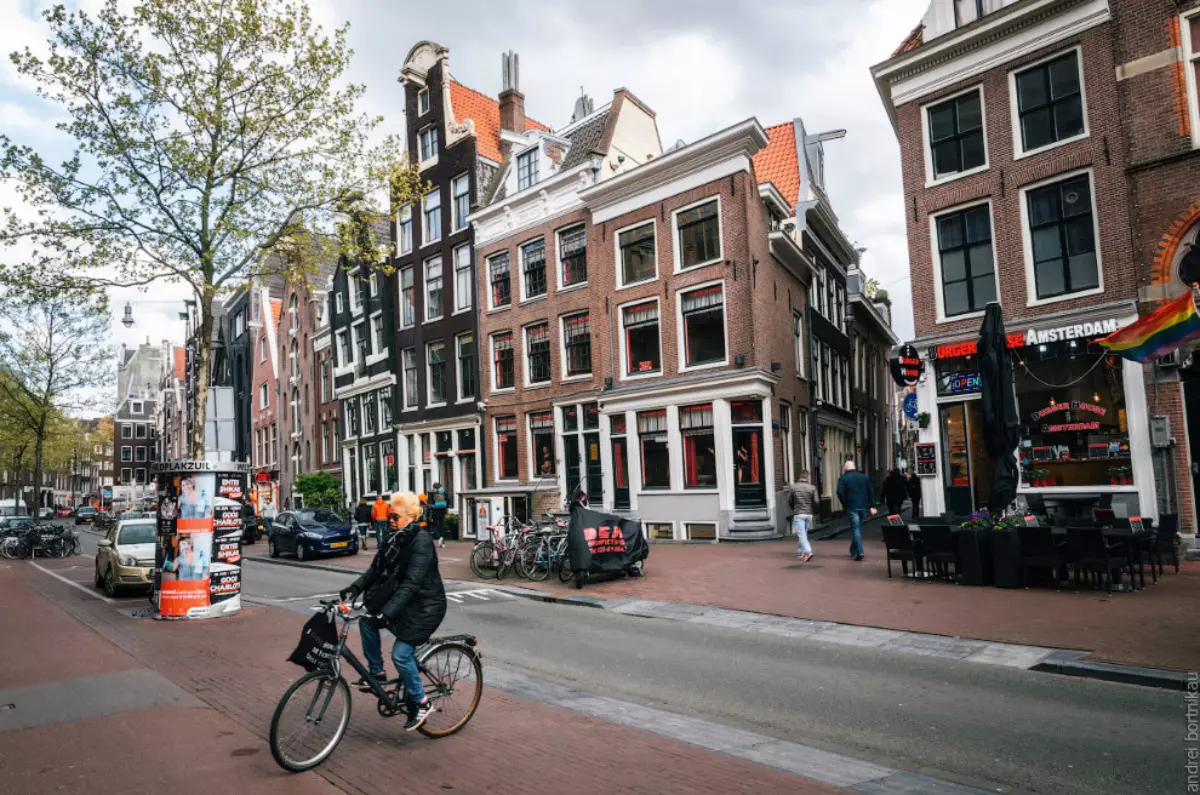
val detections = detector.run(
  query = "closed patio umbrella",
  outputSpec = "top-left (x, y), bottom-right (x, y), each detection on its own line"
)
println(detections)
top-left (978, 303), bottom-right (1020, 513)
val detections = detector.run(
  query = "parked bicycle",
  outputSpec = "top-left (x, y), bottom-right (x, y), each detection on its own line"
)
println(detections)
top-left (269, 599), bottom-right (483, 773)
top-left (0, 524), bottom-right (78, 559)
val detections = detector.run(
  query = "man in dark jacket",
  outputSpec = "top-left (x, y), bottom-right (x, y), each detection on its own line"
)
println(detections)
top-left (353, 496), bottom-right (373, 550)
top-left (340, 493), bottom-right (447, 730)
top-left (906, 471), bottom-right (923, 519)
top-left (836, 460), bottom-right (877, 561)
top-left (882, 469), bottom-right (908, 516)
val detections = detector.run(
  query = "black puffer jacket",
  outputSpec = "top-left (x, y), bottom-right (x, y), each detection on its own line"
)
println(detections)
top-left (352, 523), bottom-right (446, 646)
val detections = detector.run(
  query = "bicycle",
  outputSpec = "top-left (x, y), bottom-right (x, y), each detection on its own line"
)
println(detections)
top-left (269, 599), bottom-right (483, 773)
top-left (469, 516), bottom-right (530, 580)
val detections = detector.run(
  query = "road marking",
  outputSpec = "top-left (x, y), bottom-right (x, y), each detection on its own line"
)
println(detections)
top-left (30, 562), bottom-right (114, 604)
top-left (445, 588), bottom-right (514, 604)
top-left (272, 592), bottom-right (341, 603)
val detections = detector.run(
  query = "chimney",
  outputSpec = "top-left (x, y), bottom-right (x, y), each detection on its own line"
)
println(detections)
top-left (498, 51), bottom-right (525, 136)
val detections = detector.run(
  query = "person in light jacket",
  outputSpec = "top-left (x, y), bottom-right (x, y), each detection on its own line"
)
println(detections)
top-left (788, 471), bottom-right (819, 562)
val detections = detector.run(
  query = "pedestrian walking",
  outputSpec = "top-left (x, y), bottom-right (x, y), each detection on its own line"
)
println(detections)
top-left (906, 471), bottom-right (923, 519)
top-left (836, 460), bottom-right (878, 561)
top-left (788, 471), bottom-right (819, 562)
top-left (372, 494), bottom-right (390, 548)
top-left (261, 499), bottom-right (277, 537)
top-left (354, 496), bottom-right (372, 549)
top-left (429, 482), bottom-right (448, 549)
top-left (883, 468), bottom-right (908, 516)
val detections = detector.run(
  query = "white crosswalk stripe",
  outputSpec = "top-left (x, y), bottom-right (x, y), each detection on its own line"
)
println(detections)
top-left (445, 588), bottom-right (515, 604)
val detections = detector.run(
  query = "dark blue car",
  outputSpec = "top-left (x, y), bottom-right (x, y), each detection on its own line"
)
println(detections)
top-left (268, 508), bottom-right (358, 561)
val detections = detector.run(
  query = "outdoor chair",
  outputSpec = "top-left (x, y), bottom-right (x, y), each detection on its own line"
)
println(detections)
top-left (881, 525), bottom-right (923, 579)
top-left (1153, 514), bottom-right (1180, 575)
top-left (1092, 507), bottom-right (1115, 527)
top-left (1017, 525), bottom-right (1067, 589)
top-left (1063, 527), bottom-right (1131, 595)
top-left (917, 524), bottom-right (957, 581)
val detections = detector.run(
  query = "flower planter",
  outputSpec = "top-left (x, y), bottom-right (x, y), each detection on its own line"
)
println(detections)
top-left (1120, 476), bottom-right (1130, 486)
top-left (1109, 477), bottom-right (1119, 486)
top-left (956, 528), bottom-right (994, 586)
top-left (991, 530), bottom-right (1023, 589)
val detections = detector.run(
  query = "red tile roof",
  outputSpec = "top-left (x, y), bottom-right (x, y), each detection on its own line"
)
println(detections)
top-left (753, 122), bottom-right (800, 207)
top-left (892, 23), bottom-right (925, 57)
top-left (172, 347), bottom-right (185, 382)
top-left (449, 80), bottom-right (549, 163)
top-left (269, 299), bottom-right (282, 332)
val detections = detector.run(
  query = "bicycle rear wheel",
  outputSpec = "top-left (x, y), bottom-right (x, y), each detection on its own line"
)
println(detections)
top-left (269, 670), bottom-right (352, 772)
top-left (524, 539), bottom-right (550, 582)
top-left (469, 542), bottom-right (500, 579)
top-left (417, 643), bottom-right (482, 738)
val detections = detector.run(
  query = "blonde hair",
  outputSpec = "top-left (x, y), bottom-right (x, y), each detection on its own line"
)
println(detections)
top-left (389, 491), bottom-right (423, 524)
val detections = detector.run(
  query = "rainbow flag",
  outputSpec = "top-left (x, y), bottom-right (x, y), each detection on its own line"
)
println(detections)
top-left (1098, 291), bottom-right (1200, 362)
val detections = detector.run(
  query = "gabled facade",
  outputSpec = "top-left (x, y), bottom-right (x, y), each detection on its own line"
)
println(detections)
top-left (250, 291), bottom-right (282, 511)
top-left (311, 274), bottom-right (342, 482)
top-left (114, 396), bottom-right (157, 509)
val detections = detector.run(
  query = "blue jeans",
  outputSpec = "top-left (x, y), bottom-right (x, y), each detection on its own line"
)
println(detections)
top-left (372, 520), bottom-right (387, 545)
top-left (847, 510), bottom-right (865, 558)
top-left (263, 517), bottom-right (273, 535)
top-left (793, 514), bottom-right (812, 555)
top-left (359, 617), bottom-right (425, 702)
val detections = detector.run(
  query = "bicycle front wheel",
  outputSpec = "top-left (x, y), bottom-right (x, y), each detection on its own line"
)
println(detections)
top-left (418, 643), bottom-right (482, 738)
top-left (469, 542), bottom-right (500, 580)
top-left (269, 670), bottom-right (352, 773)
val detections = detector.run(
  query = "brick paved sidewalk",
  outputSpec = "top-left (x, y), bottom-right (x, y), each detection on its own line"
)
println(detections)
top-left (249, 532), bottom-right (1200, 672)
top-left (12, 558), bottom-right (847, 795)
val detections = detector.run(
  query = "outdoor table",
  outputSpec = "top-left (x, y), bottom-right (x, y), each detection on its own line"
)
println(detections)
top-left (901, 525), bottom-right (937, 579)
top-left (1051, 527), bottom-right (1153, 591)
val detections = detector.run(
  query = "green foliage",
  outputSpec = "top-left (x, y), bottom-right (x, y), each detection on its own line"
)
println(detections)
top-left (293, 471), bottom-right (343, 513)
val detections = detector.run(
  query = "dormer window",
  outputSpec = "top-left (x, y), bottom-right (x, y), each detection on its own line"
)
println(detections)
top-left (517, 149), bottom-right (538, 191)
top-left (418, 87), bottom-right (431, 116)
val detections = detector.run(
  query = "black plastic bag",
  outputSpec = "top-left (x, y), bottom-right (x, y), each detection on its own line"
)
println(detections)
top-left (287, 612), bottom-right (340, 671)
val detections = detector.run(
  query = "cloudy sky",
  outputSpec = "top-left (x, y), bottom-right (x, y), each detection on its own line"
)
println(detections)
top-left (1, 0), bottom-right (928, 365)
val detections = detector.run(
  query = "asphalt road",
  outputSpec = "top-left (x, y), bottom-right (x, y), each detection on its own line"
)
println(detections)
top-left (69, 528), bottom-right (1183, 795)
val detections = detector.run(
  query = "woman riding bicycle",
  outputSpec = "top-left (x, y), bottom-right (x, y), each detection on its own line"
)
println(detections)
top-left (339, 491), bottom-right (447, 730)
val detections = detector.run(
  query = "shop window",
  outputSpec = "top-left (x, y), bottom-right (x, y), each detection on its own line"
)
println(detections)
top-left (680, 404), bottom-right (717, 488)
top-left (563, 405), bottom-right (579, 432)
top-left (1026, 173), bottom-right (1098, 300)
top-left (458, 429), bottom-right (477, 492)
top-left (563, 313), bottom-right (592, 376)
top-left (685, 522), bottom-right (717, 541)
top-left (647, 522), bottom-right (675, 540)
top-left (611, 415), bottom-right (630, 510)
top-left (1014, 50), bottom-right (1085, 154)
top-left (936, 204), bottom-right (995, 317)
top-left (489, 252), bottom-right (511, 308)
top-left (681, 284), bottom-right (726, 367)
top-left (399, 266), bottom-right (415, 327)
top-left (530, 412), bottom-right (556, 477)
top-left (559, 225), bottom-right (587, 287)
top-left (675, 199), bottom-right (721, 269)
top-left (638, 410), bottom-right (670, 489)
top-left (623, 301), bottom-right (661, 375)
top-left (521, 239), bottom-right (547, 300)
top-left (493, 332), bottom-right (514, 390)
top-left (525, 323), bottom-right (551, 384)
top-left (618, 222), bottom-right (656, 286)
top-left (496, 417), bottom-right (518, 480)
top-left (927, 89), bottom-right (985, 180)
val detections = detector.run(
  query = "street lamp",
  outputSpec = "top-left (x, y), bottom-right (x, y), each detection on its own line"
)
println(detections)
top-left (121, 302), bottom-right (134, 328)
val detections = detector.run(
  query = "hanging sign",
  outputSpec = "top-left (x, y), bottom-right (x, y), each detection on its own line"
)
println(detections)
top-left (890, 344), bottom-right (924, 387)
top-left (903, 391), bottom-right (918, 420)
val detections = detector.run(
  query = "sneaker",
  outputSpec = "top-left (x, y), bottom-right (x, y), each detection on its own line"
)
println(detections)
top-left (405, 699), bottom-right (433, 731)
top-left (854, 555), bottom-right (865, 562)
top-left (352, 672), bottom-right (387, 691)
top-left (438, 538), bottom-right (445, 549)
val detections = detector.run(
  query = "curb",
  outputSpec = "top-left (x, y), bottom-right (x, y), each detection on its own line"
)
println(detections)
top-left (243, 555), bottom-right (361, 576)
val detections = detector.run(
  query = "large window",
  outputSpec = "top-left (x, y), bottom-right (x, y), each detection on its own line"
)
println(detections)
top-left (618, 222), bottom-right (656, 286)
top-left (793, 311), bottom-right (806, 378)
top-left (419, 125), bottom-right (439, 162)
top-left (371, 314), bottom-right (384, 356)
top-left (425, 256), bottom-right (443, 321)
top-left (363, 444), bottom-right (379, 495)
top-left (517, 149), bottom-right (538, 190)
top-left (1186, 11), bottom-right (1200, 148)
top-left (521, 238), bottom-right (547, 300)
top-left (1026, 173), bottom-right (1098, 300)
top-left (454, 245), bottom-right (472, 312)
top-left (680, 404), bottom-right (717, 488)
top-left (423, 189), bottom-right (441, 244)
top-left (362, 392), bottom-right (376, 435)
top-left (399, 266), bottom-right (415, 327)
top-left (927, 89), bottom-right (985, 179)
top-left (1014, 50), bottom-right (1085, 153)
top-left (935, 204), bottom-right (996, 317)
top-left (676, 199), bottom-right (721, 269)
top-left (680, 284), bottom-right (726, 367)
top-left (380, 387), bottom-right (392, 428)
top-left (496, 416), bottom-right (518, 479)
top-left (559, 225), bottom-right (587, 287)
top-left (489, 252), bottom-right (511, 308)
top-left (320, 361), bottom-right (329, 402)
top-left (637, 410), bottom-right (670, 489)
top-left (398, 206), bottom-right (413, 255)
top-left (529, 412), bottom-right (556, 477)
top-left (493, 332), bottom-right (514, 390)
top-left (418, 87), bottom-right (430, 116)
top-left (623, 301), bottom-right (661, 376)
top-left (452, 174), bottom-right (470, 232)
top-left (525, 323), bottom-right (551, 384)
top-left (427, 342), bottom-right (446, 404)
top-left (457, 333), bottom-right (475, 400)
top-left (563, 313), bottom-right (592, 377)
top-left (402, 348), bottom-right (418, 408)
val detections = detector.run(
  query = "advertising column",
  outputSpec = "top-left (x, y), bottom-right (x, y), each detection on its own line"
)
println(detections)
top-left (152, 461), bottom-right (251, 620)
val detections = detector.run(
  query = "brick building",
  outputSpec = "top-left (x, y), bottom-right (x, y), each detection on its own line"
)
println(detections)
top-left (114, 397), bottom-right (157, 510)
top-left (310, 273), bottom-right (342, 485)
top-left (871, 0), bottom-right (1193, 529)
top-left (250, 291), bottom-right (282, 512)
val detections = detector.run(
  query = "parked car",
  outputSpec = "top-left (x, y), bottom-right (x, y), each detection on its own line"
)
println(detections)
top-left (0, 515), bottom-right (33, 531)
top-left (74, 506), bottom-right (98, 525)
top-left (94, 519), bottom-right (156, 596)
top-left (57, 507), bottom-right (74, 518)
top-left (267, 508), bottom-right (358, 561)
top-left (37, 507), bottom-right (56, 521)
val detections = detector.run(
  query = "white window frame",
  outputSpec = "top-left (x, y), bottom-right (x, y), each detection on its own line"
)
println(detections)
top-left (417, 87), bottom-right (430, 116)
top-left (1008, 45), bottom-right (1090, 160)
top-left (260, 382), bottom-right (269, 409)
top-left (424, 255), bottom-right (444, 322)
top-left (522, 321), bottom-right (552, 388)
top-left (452, 173), bottom-right (470, 232)
top-left (614, 219), bottom-right (658, 290)
top-left (367, 310), bottom-right (387, 365)
top-left (289, 339), bottom-right (299, 379)
top-left (675, 278), bottom-right (729, 373)
top-left (793, 310), bottom-right (807, 379)
top-left (350, 323), bottom-right (363, 367)
top-left (455, 332), bottom-right (475, 403)
top-left (453, 244), bottom-right (473, 314)
top-left (921, 84), bottom-right (989, 188)
top-left (321, 360), bottom-right (330, 403)
top-left (1019, 166), bottom-right (1104, 308)
top-left (671, 195), bottom-right (724, 273)
top-left (379, 387), bottom-right (392, 430)
top-left (617, 296), bottom-right (663, 382)
top-left (401, 348), bottom-right (418, 410)
top-left (486, 251), bottom-right (512, 311)
top-left (928, 197), bottom-right (998, 324)
top-left (422, 189), bottom-right (442, 247)
top-left (334, 329), bottom-right (351, 372)
top-left (334, 292), bottom-right (344, 316)
top-left (135, 468), bottom-right (146, 484)
top-left (121, 447), bottom-right (132, 462)
top-left (493, 417), bottom-right (518, 482)
top-left (555, 223), bottom-right (588, 291)
top-left (1184, 9), bottom-right (1200, 149)
top-left (122, 424), bottom-right (132, 439)
top-left (526, 412), bottom-right (556, 481)
top-left (426, 341), bottom-right (447, 407)
top-left (516, 147), bottom-right (539, 191)
top-left (418, 125), bottom-right (439, 167)
top-left (131, 400), bottom-right (143, 414)
top-left (397, 205), bottom-right (413, 256)
top-left (121, 467), bottom-right (132, 485)
top-left (518, 237), bottom-right (548, 303)
top-left (347, 268), bottom-right (363, 315)
top-left (288, 294), bottom-right (299, 330)
top-left (490, 331), bottom-right (515, 393)
top-left (559, 311), bottom-right (592, 382)
top-left (398, 265), bottom-right (415, 329)
top-left (368, 271), bottom-right (379, 298)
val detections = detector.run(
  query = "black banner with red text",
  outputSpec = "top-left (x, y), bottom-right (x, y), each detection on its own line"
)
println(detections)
top-left (566, 506), bottom-right (649, 574)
